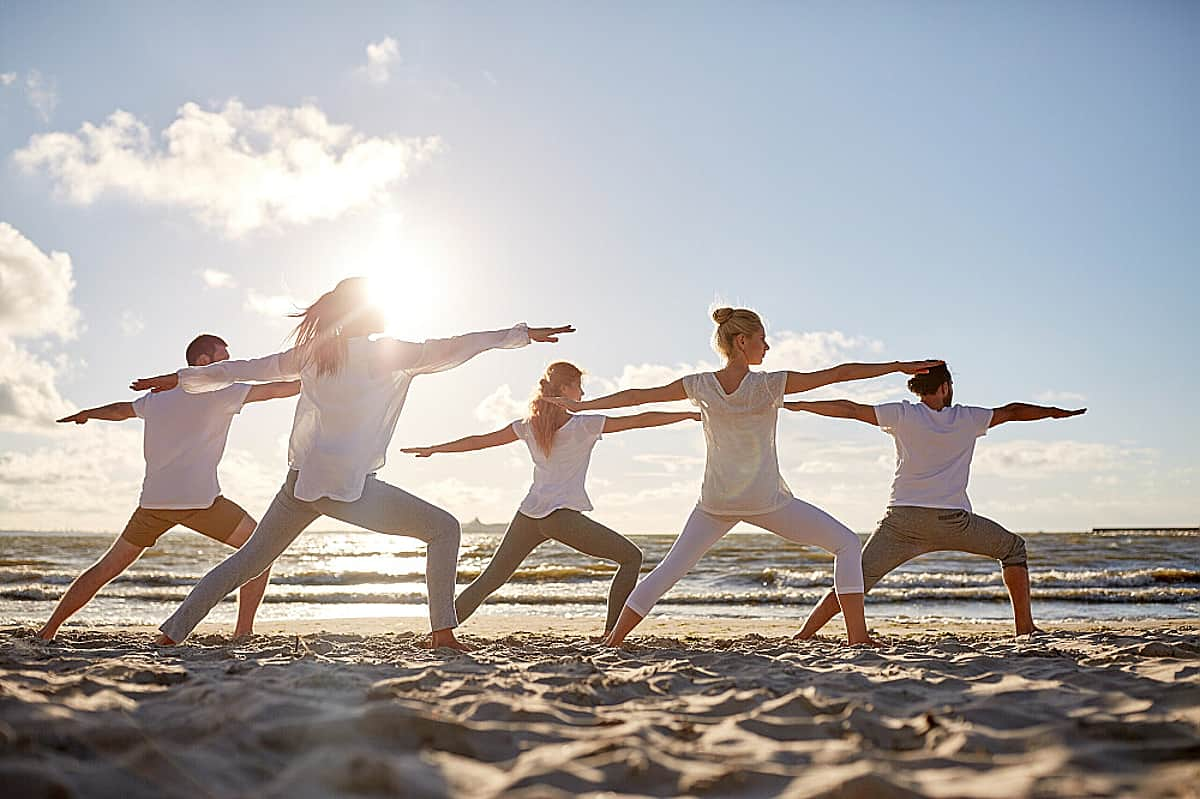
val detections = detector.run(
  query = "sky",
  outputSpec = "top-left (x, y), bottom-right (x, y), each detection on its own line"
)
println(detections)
top-left (1, 2), bottom-right (1196, 534)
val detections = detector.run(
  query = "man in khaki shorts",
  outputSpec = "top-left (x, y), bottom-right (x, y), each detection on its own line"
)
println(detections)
top-left (38, 334), bottom-right (299, 640)
top-left (785, 364), bottom-right (1086, 637)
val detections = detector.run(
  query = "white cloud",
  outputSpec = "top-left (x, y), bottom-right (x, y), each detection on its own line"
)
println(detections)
top-left (201, 268), bottom-right (236, 289)
top-left (357, 37), bottom-right (401, 85)
top-left (473, 384), bottom-right (528, 428)
top-left (0, 222), bottom-right (79, 340)
top-left (245, 289), bottom-right (301, 320)
top-left (0, 72), bottom-right (16, 86)
top-left (630, 453), bottom-right (704, 474)
top-left (972, 439), bottom-right (1156, 478)
top-left (1034, 390), bottom-right (1088, 406)
top-left (14, 99), bottom-right (440, 237)
top-left (119, 310), bottom-right (145, 336)
top-left (416, 477), bottom-right (505, 514)
top-left (0, 222), bottom-right (80, 431)
top-left (24, 69), bottom-right (58, 122)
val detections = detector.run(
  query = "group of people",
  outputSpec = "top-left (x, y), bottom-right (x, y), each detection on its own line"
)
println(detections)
top-left (40, 277), bottom-right (1086, 650)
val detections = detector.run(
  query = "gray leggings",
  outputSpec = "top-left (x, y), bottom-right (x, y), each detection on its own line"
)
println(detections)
top-left (160, 471), bottom-right (461, 642)
top-left (455, 509), bottom-right (642, 633)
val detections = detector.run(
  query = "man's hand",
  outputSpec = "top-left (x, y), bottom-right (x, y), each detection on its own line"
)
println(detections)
top-left (898, 359), bottom-right (944, 375)
top-left (130, 373), bottom-right (179, 393)
top-left (1050, 407), bottom-right (1087, 419)
top-left (57, 411), bottom-right (90, 425)
top-left (400, 447), bottom-right (438, 458)
top-left (528, 325), bottom-right (575, 343)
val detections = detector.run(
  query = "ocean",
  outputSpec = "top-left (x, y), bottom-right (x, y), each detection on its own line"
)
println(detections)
top-left (2, 528), bottom-right (1197, 630)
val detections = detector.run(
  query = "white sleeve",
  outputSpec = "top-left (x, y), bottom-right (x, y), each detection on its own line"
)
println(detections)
top-left (131, 393), bottom-right (150, 418)
top-left (405, 325), bottom-right (530, 376)
top-left (224, 384), bottom-right (254, 415)
top-left (767, 371), bottom-right (788, 409)
top-left (178, 349), bottom-right (302, 393)
top-left (874, 402), bottom-right (904, 432)
top-left (681, 373), bottom-right (703, 407)
top-left (970, 406), bottom-right (994, 437)
top-left (584, 414), bottom-right (607, 441)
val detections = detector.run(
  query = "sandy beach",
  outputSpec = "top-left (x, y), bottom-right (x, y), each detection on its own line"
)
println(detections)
top-left (1, 617), bottom-right (1197, 798)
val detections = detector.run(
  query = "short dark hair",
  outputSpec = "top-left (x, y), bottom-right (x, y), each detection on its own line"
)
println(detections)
top-left (185, 334), bottom-right (227, 366)
top-left (907, 363), bottom-right (952, 396)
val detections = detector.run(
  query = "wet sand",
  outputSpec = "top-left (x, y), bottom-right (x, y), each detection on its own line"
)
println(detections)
top-left (2, 617), bottom-right (1198, 798)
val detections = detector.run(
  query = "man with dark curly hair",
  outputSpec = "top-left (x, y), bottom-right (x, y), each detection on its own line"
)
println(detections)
top-left (785, 364), bottom-right (1085, 638)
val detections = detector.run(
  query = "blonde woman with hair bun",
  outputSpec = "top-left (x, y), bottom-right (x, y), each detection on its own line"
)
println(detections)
top-left (403, 362), bottom-right (700, 636)
top-left (549, 306), bottom-right (943, 647)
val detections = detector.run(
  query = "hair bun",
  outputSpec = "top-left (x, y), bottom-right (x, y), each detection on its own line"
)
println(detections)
top-left (712, 307), bottom-right (735, 325)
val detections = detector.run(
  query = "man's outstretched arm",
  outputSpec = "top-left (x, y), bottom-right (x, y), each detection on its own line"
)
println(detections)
top-left (990, 403), bottom-right (1086, 427)
top-left (244, 381), bottom-right (301, 404)
top-left (784, 399), bottom-right (879, 426)
top-left (57, 402), bottom-right (136, 425)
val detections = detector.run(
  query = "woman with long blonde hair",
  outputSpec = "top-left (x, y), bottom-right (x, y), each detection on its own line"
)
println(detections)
top-left (549, 307), bottom-right (942, 647)
top-left (402, 361), bottom-right (699, 636)
top-left (132, 277), bottom-right (573, 651)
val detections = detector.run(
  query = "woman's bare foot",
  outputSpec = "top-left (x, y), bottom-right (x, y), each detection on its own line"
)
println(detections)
top-left (846, 635), bottom-right (881, 648)
top-left (154, 633), bottom-right (177, 646)
top-left (36, 626), bottom-right (55, 641)
top-left (429, 628), bottom-right (471, 652)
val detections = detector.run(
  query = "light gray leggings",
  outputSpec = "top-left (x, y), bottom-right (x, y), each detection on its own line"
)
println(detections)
top-left (455, 509), bottom-right (643, 633)
top-left (160, 471), bottom-right (461, 642)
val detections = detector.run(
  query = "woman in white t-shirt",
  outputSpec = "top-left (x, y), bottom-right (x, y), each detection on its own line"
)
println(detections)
top-left (550, 307), bottom-right (941, 646)
top-left (402, 361), bottom-right (700, 636)
top-left (132, 277), bottom-right (573, 652)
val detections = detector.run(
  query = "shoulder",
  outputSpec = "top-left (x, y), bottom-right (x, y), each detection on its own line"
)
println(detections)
top-left (681, 372), bottom-right (711, 394)
top-left (577, 413), bottom-right (607, 434)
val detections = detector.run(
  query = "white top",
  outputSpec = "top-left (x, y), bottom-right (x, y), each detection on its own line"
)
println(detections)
top-left (177, 325), bottom-right (530, 502)
top-left (131, 384), bottom-right (252, 509)
top-left (874, 400), bottom-right (994, 511)
top-left (682, 370), bottom-right (793, 516)
top-left (511, 413), bottom-right (607, 519)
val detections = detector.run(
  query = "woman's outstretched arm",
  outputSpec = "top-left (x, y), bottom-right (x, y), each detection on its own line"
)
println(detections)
top-left (784, 360), bottom-right (943, 394)
top-left (401, 425), bottom-right (519, 458)
top-left (546, 379), bottom-right (687, 412)
top-left (602, 410), bottom-right (701, 434)
top-left (131, 349), bottom-right (303, 394)
top-left (783, 400), bottom-right (878, 426)
top-left (375, 324), bottom-right (574, 375)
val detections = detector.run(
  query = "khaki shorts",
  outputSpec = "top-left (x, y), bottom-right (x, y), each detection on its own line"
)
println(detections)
top-left (120, 496), bottom-right (249, 548)
top-left (861, 505), bottom-right (1028, 592)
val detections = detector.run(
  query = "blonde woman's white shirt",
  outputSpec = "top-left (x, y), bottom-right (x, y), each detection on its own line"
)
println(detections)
top-left (131, 384), bottom-right (252, 509)
top-left (511, 413), bottom-right (606, 518)
top-left (874, 400), bottom-right (994, 512)
top-left (176, 325), bottom-right (530, 503)
top-left (682, 370), bottom-right (793, 516)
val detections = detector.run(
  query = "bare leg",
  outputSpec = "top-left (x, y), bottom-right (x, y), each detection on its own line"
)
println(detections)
top-left (39, 537), bottom-right (145, 640)
top-left (795, 589), bottom-right (842, 640)
top-left (602, 605), bottom-right (646, 647)
top-left (1003, 564), bottom-right (1038, 635)
top-left (834, 593), bottom-right (876, 646)
top-left (221, 515), bottom-right (271, 639)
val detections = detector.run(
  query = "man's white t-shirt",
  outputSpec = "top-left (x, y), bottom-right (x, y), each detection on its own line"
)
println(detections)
top-left (683, 370), bottom-right (793, 516)
top-left (511, 414), bottom-right (607, 519)
top-left (874, 401), bottom-right (994, 512)
top-left (132, 384), bottom-right (252, 510)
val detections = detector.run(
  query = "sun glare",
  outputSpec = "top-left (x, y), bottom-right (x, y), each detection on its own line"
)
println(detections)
top-left (357, 212), bottom-right (453, 341)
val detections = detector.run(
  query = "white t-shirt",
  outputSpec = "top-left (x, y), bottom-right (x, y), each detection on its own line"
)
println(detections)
top-left (511, 414), bottom-right (607, 519)
top-left (131, 384), bottom-right (252, 509)
top-left (874, 401), bottom-right (994, 512)
top-left (682, 370), bottom-right (793, 516)
top-left (177, 325), bottom-right (530, 502)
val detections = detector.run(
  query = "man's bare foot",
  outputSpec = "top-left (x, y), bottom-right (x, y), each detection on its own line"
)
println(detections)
top-left (1016, 625), bottom-right (1046, 637)
top-left (792, 630), bottom-right (814, 641)
top-left (429, 629), bottom-right (471, 652)
top-left (154, 633), bottom-right (177, 646)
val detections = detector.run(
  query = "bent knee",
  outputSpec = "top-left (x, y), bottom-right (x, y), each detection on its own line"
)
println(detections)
top-left (833, 529), bottom-right (863, 558)
top-left (432, 510), bottom-right (461, 541)
top-left (1000, 535), bottom-right (1027, 568)
top-left (616, 542), bottom-right (643, 569)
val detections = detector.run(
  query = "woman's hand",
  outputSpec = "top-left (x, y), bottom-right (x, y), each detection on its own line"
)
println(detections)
top-left (898, 359), bottom-right (944, 375)
top-left (400, 447), bottom-right (438, 458)
top-left (130, 373), bottom-right (179, 393)
top-left (528, 325), bottom-right (576, 343)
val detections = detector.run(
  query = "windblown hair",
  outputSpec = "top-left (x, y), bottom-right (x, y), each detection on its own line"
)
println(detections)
top-left (185, 334), bottom-right (227, 366)
top-left (907, 364), bottom-right (952, 396)
top-left (710, 306), bottom-right (765, 360)
top-left (289, 277), bottom-right (371, 377)
top-left (527, 362), bottom-right (584, 457)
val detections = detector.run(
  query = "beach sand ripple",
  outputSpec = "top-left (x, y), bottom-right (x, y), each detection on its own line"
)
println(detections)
top-left (1, 623), bottom-right (1198, 798)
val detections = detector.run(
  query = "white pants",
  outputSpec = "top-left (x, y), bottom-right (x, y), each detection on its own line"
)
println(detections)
top-left (625, 498), bottom-right (865, 616)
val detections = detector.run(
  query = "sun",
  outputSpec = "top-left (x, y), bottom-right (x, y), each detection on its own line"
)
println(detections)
top-left (356, 212), bottom-right (451, 341)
